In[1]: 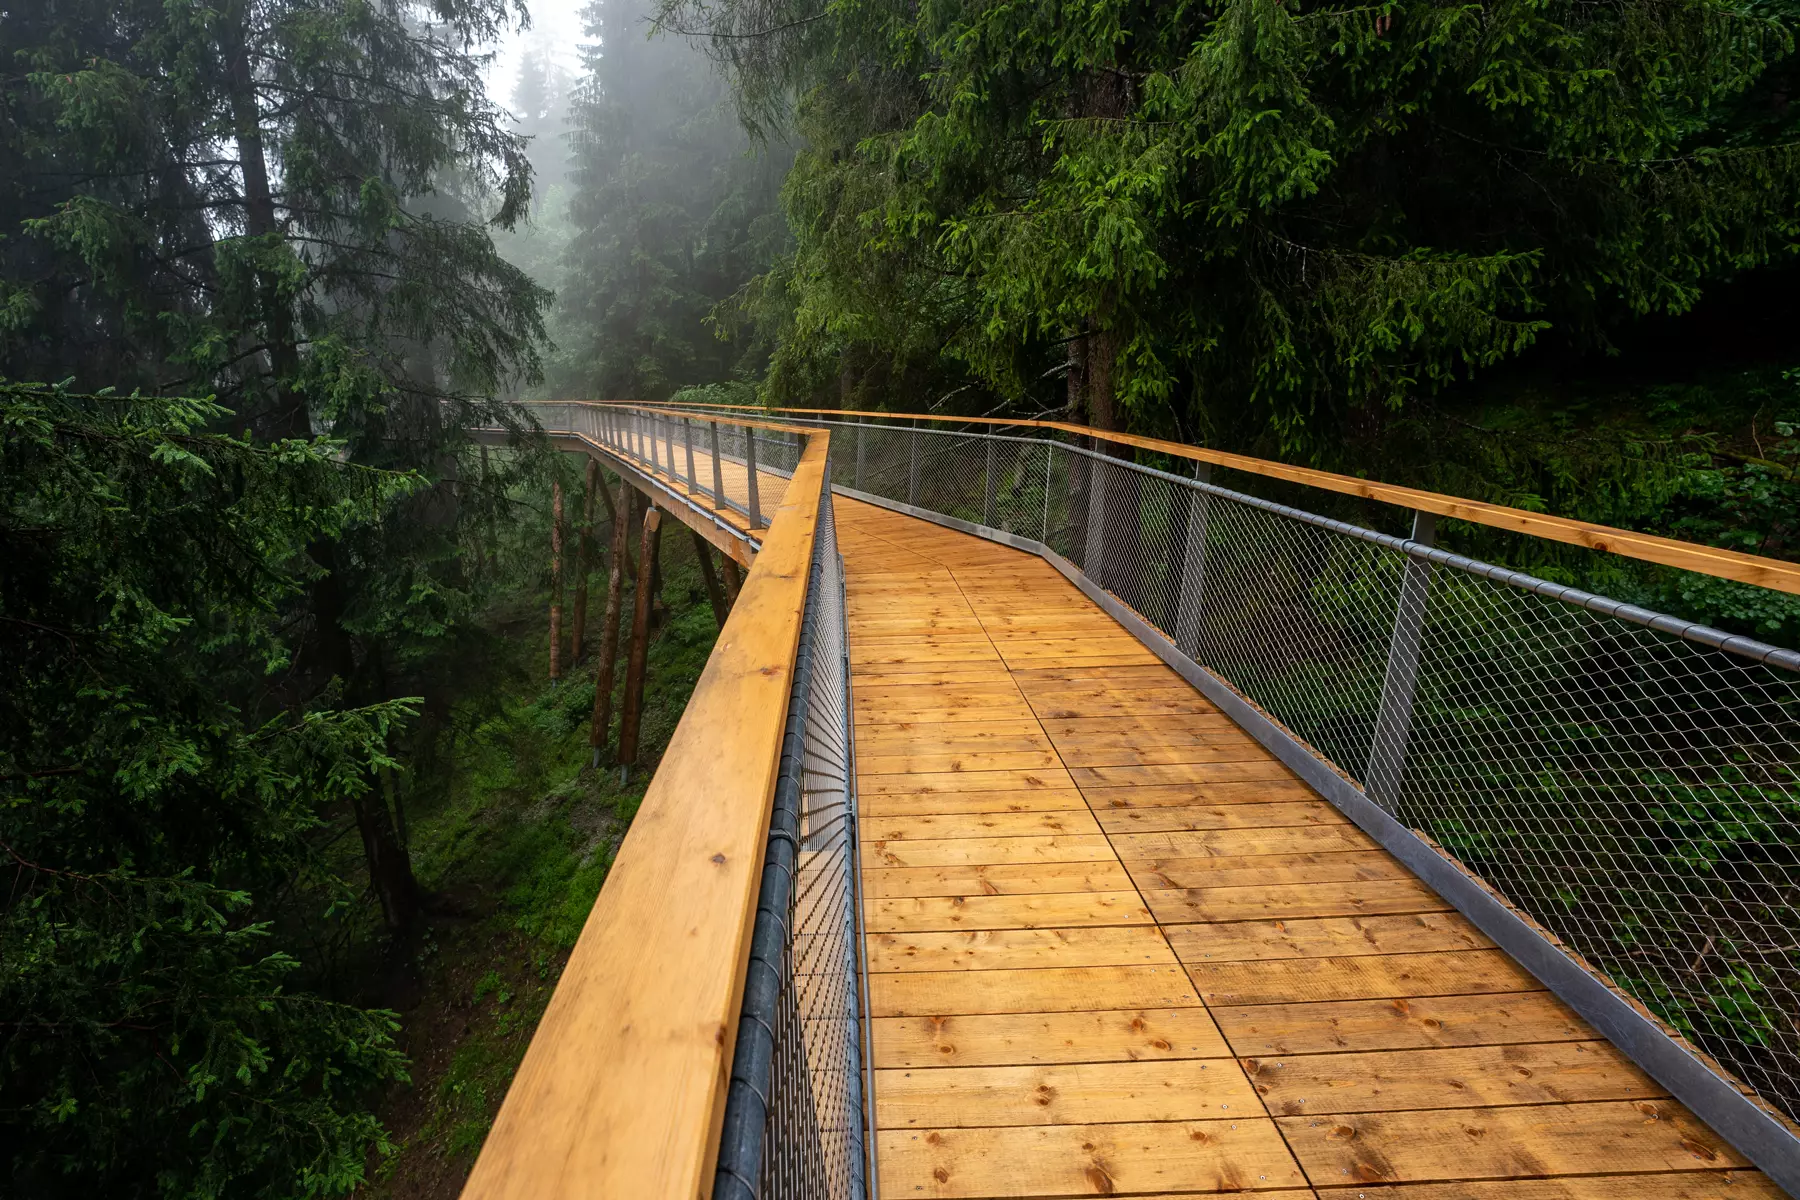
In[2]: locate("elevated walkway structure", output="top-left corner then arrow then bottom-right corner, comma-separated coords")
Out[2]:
464,403 -> 1800,1200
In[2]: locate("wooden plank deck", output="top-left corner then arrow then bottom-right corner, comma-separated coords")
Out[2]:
837,496 -> 1779,1200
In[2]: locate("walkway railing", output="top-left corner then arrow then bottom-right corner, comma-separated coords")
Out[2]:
649,401 -> 1800,1191
462,407 -> 871,1200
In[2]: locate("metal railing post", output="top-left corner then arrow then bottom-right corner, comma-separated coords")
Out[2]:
1085,442 -> 1108,585
983,439 -> 998,528
683,417 -> 697,486
710,421 -> 725,504
855,425 -> 866,490
1365,509 -> 1438,807
1042,443 -> 1055,543
1174,462 -> 1213,656
649,413 -> 662,472
746,426 -> 762,528
907,422 -> 920,505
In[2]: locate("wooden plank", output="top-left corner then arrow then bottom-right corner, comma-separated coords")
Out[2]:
1244,1041 -> 1663,1115
1213,991 -> 1594,1055
862,862 -> 1135,898
875,1060 -> 1261,1127
871,1008 -> 1231,1068
1073,762 -> 1301,788
1329,1172 -> 1786,1200
865,834 -> 1115,867
1085,780 -> 1325,808
1191,950 -> 1542,1007
861,788 -> 1087,817
461,426 -> 830,1200
1125,851 -> 1412,891
1166,913 -> 1491,963
869,924 -> 1178,972
1097,800 -> 1348,832
876,1118 -> 1308,1198
1029,691 -> 1227,718
861,767 -> 1076,795
1144,879 -> 1454,923
857,717 -> 1048,743
861,810 -> 1100,841
1274,1099 -> 1751,1184
867,890 -> 1153,933
1109,825 -> 1379,859
859,750 -> 1064,776
1042,714 -> 1241,736
1057,742 -> 1278,768
871,964 -> 1200,1016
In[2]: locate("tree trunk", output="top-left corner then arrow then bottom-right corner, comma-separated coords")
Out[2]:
1067,331 -> 1089,422
617,507 -> 663,772
1087,327 -> 1120,432
597,468 -> 636,581
572,459 -> 598,660
693,532 -> 729,628
549,478 -> 564,681
588,480 -> 630,764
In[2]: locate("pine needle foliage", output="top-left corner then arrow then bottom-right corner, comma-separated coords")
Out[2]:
0,382 -> 416,1197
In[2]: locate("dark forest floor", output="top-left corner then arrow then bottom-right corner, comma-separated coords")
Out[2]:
355,533 -> 722,1199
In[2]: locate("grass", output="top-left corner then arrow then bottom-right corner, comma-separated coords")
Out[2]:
357,485 -> 725,1199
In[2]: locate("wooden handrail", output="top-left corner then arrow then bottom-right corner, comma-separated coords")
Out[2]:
460,424 -> 832,1200
603,400 -> 1800,598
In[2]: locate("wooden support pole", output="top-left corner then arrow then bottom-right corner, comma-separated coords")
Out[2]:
588,478 -> 630,766
720,556 -> 742,607
549,477 -> 565,681
572,458 -> 598,662
693,531 -> 729,629
597,467 -> 635,581
617,507 -> 663,776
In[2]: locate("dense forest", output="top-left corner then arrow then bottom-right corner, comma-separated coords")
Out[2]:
3,0 -> 1799,1194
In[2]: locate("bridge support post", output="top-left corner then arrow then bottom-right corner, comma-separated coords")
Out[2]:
1365,509 -> 1438,808
710,421 -> 725,504
983,439 -> 997,528
693,530 -> 729,629
572,459 -> 598,663
1173,463 -> 1213,657
588,478 -> 630,767
618,507 -> 663,779
745,427 -> 763,528
908,422 -> 921,505
549,478 -> 564,681
1084,443 -> 1108,588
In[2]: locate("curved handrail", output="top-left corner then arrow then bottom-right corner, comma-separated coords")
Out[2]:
613,399 -> 1800,597
460,412 -> 832,1199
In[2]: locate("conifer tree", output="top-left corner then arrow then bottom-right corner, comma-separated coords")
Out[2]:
1,0 -> 552,924
666,0 -> 1800,453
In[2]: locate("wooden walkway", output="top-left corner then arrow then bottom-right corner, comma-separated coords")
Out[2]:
837,497 -> 1776,1200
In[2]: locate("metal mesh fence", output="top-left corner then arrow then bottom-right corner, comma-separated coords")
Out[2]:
519,402 -> 800,528
789,413 -> 1800,1125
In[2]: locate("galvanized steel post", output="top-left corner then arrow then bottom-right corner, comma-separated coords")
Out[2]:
1173,462 -> 1213,657
1365,509 -> 1438,807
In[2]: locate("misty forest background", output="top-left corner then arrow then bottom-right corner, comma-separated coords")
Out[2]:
4,0 -> 1800,1195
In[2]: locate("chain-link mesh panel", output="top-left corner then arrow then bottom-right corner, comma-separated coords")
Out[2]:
758,413 -> 1800,1127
